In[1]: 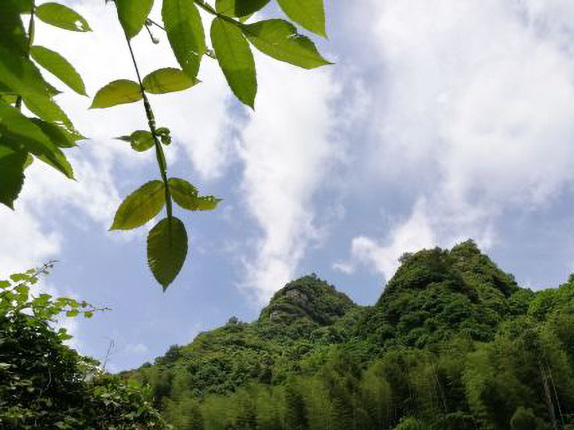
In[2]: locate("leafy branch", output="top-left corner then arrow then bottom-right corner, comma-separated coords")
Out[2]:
2,0 -> 332,291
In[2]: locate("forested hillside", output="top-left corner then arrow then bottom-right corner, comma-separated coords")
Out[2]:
124,240 -> 574,430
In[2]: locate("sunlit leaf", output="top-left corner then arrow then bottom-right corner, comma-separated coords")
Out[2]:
211,17 -> 256,108
0,99 -> 73,178
143,68 -> 198,95
117,130 -> 155,152
36,3 -> 91,32
0,1 -> 28,53
30,118 -> 85,148
115,0 -> 154,39
147,216 -> 188,290
242,19 -> 331,69
169,177 -> 221,211
162,0 -> 206,79
30,45 -> 87,96
90,79 -> 142,109
0,144 -> 27,209
23,93 -> 75,132
110,180 -> 165,230
215,0 -> 269,18
276,0 -> 326,37
0,45 -> 54,102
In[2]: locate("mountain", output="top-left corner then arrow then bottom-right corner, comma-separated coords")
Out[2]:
124,240 -> 574,430
356,240 -> 526,349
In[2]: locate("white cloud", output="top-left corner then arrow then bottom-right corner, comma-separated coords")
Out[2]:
340,0 -> 574,278
238,56 -> 340,302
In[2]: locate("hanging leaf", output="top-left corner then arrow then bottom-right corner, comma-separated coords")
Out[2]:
24,154 -> 34,169
0,99 -> 73,178
215,0 -> 270,18
276,0 -> 326,37
90,79 -> 142,109
147,217 -> 188,290
0,45 -> 55,102
142,68 -> 198,95
162,0 -> 206,79
169,177 -> 221,211
10,0 -> 34,14
169,177 -> 197,206
36,3 -> 91,32
242,19 -> 331,69
117,130 -> 155,152
0,144 -> 27,209
30,118 -> 85,148
23,93 -> 75,133
110,180 -> 166,230
30,45 -> 87,96
192,196 -> 221,211
115,0 -> 154,39
211,17 -> 257,108
0,1 -> 28,54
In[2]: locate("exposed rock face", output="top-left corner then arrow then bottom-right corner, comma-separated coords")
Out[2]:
285,288 -> 308,304
269,310 -> 282,322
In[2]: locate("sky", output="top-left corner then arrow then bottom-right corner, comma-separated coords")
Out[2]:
3,0 -> 574,371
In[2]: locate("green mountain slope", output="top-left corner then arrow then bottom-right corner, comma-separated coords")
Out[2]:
124,240 -> 574,430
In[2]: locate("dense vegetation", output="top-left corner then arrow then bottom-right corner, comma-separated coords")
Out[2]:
124,240 -> 574,430
0,264 -> 169,429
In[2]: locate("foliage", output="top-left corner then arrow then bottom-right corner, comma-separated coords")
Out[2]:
0,265 -> 169,429
1,0 -> 331,290
124,240 -> 574,430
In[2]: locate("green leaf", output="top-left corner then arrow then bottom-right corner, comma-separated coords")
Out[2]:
192,196 -> 221,211
115,0 -> 154,39
215,0 -> 270,18
117,130 -> 155,152
23,93 -> 75,132
168,177 -> 197,206
162,0 -> 206,79
276,0 -> 325,37
156,127 -> 171,145
0,99 -> 73,178
211,17 -> 257,108
90,79 -> 142,109
0,1 -> 28,54
169,177 -> 221,211
242,19 -> 331,69
142,68 -> 198,95
110,180 -> 166,230
0,45 -> 54,102
24,153 -> 34,169
36,3 -> 91,32
147,216 -> 188,290
30,118 -> 85,148
30,45 -> 87,96
0,144 -> 27,209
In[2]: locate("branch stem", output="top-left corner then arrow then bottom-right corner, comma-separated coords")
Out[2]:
16,5 -> 36,110
124,34 -> 173,222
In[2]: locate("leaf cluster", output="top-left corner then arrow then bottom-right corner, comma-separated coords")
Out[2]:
0,266 -> 169,429
1,0 -> 90,209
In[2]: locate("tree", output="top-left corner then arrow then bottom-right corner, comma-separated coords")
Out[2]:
0,0 -> 331,290
0,265 -> 169,429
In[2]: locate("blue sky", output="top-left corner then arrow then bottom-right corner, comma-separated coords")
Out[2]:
3,0 -> 574,371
